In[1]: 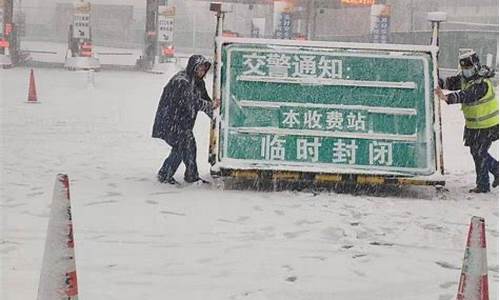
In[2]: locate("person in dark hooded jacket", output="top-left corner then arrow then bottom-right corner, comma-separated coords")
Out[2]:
152,55 -> 220,184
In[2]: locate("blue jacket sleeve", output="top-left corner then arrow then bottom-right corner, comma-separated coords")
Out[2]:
443,75 -> 462,90
446,80 -> 489,104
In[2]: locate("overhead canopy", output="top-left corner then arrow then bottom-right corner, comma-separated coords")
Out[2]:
194,0 -> 350,9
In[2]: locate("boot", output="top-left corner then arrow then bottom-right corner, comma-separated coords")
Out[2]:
158,173 -> 179,185
492,174 -> 499,188
469,186 -> 490,193
184,176 -> 210,184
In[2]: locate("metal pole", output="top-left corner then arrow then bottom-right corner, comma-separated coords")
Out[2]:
154,0 -> 159,65
192,7 -> 196,53
431,19 -> 444,175
143,0 -> 158,69
410,0 -> 414,32
305,0 -> 311,40
4,0 -> 14,57
431,21 -> 439,48
208,11 -> 223,165
5,0 -> 13,30
311,0 -> 317,40
212,11 -> 222,98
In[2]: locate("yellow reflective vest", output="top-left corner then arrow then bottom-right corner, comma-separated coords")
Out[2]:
461,79 -> 499,129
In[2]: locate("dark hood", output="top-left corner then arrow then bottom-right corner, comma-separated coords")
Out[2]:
186,55 -> 211,79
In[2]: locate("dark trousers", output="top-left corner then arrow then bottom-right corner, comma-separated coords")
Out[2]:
469,140 -> 499,189
159,132 -> 199,181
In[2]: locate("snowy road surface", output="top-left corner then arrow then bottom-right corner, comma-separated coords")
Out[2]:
1,67 -> 498,299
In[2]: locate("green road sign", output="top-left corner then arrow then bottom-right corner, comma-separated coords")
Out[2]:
213,39 -> 441,177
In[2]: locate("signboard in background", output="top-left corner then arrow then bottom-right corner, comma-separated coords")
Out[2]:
276,13 -> 292,39
251,18 -> 265,38
273,0 -> 293,40
158,5 -> 175,63
341,0 -> 375,6
73,1 -> 91,39
158,5 -> 175,43
216,40 -> 438,177
370,4 -> 391,44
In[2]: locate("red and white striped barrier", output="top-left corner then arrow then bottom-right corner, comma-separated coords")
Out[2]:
456,216 -> 489,300
37,174 -> 79,300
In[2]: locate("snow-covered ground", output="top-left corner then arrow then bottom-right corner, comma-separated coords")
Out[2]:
1,66 -> 498,300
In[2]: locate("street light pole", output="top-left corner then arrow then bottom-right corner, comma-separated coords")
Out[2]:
428,11 -> 446,48
192,8 -> 196,53
427,11 -> 447,176
410,0 -> 414,32
208,2 -> 232,166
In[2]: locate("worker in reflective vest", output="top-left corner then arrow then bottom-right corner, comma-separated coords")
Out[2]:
435,50 -> 499,193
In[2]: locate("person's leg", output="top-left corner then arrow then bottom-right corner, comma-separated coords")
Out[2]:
182,132 -> 200,182
469,142 -> 491,192
485,144 -> 499,187
158,144 -> 183,182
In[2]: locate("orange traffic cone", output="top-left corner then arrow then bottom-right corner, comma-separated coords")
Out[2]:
456,216 -> 489,300
37,174 -> 79,300
27,69 -> 38,103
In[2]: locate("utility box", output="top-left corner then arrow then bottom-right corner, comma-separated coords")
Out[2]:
210,37 -> 445,186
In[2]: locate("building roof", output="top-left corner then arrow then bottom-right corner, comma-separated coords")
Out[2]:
194,0 -> 347,9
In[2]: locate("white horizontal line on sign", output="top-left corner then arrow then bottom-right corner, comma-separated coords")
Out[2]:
216,158 -> 431,176
230,127 -> 417,142
237,75 -> 417,89
238,100 -> 417,116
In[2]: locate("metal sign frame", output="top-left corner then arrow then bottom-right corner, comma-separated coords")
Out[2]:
210,37 -> 443,178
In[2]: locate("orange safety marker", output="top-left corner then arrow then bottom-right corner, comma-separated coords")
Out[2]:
37,174 -> 79,300
27,69 -> 39,103
456,216 -> 489,300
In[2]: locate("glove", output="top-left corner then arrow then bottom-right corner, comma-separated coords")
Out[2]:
438,78 -> 444,88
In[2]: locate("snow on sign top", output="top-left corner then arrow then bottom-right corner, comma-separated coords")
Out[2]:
214,38 -> 440,177
216,37 -> 439,55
